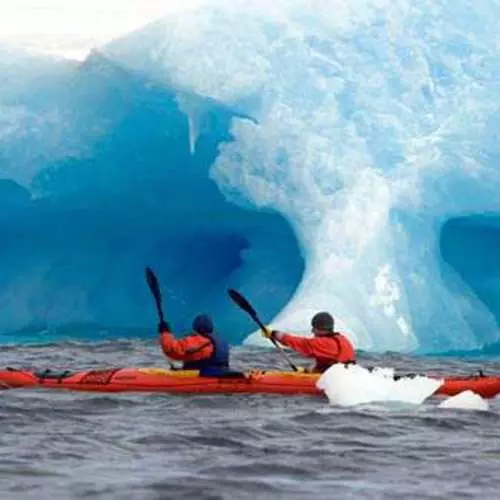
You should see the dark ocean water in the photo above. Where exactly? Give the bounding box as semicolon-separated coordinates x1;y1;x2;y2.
1;341;499;500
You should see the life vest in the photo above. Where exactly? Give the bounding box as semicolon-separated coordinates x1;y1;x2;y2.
182;331;230;371
314;332;356;373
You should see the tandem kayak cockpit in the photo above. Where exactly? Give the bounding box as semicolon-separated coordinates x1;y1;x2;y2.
0;366;499;399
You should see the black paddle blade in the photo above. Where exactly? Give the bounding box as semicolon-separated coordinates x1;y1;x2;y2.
227;289;256;317
145;266;164;323
145;267;160;297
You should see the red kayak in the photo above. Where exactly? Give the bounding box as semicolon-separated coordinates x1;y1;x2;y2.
0;367;499;398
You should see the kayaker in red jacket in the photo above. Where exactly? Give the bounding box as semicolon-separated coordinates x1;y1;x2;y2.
264;312;356;373
158;314;230;373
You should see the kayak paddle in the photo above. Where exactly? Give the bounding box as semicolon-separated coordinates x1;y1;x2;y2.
145;266;165;324
227;288;299;372
145;266;176;370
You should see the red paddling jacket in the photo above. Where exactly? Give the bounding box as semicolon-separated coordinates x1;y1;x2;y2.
159;329;229;370
274;331;356;373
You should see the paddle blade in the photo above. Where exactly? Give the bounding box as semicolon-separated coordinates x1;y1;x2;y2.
145;267;160;296
227;289;256;317
145;266;166;324
145;266;163;322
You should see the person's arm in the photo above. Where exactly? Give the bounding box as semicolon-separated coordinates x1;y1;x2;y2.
273;333;340;359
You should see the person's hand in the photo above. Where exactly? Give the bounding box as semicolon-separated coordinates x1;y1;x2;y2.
158;320;171;333
262;327;283;341
261;326;273;339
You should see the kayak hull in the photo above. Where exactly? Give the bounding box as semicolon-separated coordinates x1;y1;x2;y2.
0;367;499;398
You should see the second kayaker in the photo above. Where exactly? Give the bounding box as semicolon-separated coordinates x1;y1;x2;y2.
263;311;356;373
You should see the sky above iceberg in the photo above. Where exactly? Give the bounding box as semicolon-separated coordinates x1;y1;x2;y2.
0;0;205;60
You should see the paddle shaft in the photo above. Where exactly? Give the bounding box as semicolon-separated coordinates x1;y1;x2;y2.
255;317;299;371
228;289;299;372
152;287;164;324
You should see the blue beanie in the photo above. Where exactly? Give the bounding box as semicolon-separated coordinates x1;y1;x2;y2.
192;314;214;334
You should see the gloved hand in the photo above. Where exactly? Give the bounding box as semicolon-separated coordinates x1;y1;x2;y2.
261;327;281;340
261;326;274;339
158;320;171;333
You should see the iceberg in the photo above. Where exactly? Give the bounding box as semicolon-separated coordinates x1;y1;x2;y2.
1;0;500;352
